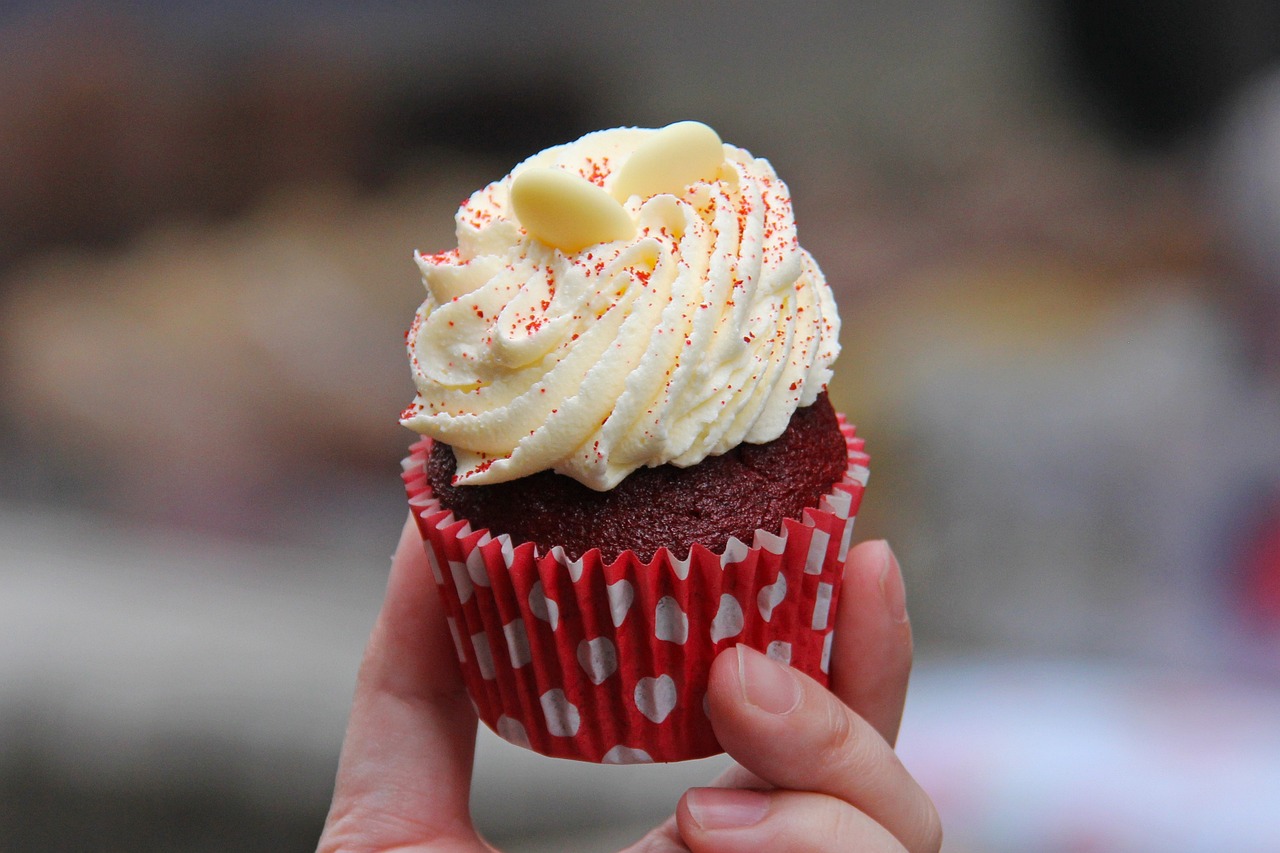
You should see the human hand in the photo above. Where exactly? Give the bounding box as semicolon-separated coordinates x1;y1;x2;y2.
318;516;941;852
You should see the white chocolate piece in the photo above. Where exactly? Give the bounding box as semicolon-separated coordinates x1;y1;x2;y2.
510;168;635;253
611;121;725;202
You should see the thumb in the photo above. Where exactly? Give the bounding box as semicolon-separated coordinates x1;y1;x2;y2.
319;514;488;852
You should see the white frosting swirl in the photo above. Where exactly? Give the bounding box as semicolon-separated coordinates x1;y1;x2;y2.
402;126;839;490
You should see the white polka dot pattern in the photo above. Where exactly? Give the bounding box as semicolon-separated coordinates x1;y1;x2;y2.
757;574;787;622
669;553;693;581
805;529;830;575
449;560;472;604
838;516;856;563
466;547;490;588
720;538;750;567
654;597;689;644
710;594;745;643
606;580;634;627
603;745;653;765
497;715;531;748
577;637;618;684
634;675;678;724
766;641;793;665
446;617;465;663
540;689;581;737
471;632;495;680
528;581;559;630
504;619;531;668
425;544;444;584
401;416;869;763
812;582;834;631
756;529;787;556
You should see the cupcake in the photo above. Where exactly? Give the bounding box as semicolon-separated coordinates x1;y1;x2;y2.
401;122;868;763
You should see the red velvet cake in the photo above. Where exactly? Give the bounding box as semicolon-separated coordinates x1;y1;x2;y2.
425;393;848;563
399;123;868;762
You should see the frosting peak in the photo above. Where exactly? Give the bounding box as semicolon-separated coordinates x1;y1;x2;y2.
403;123;840;490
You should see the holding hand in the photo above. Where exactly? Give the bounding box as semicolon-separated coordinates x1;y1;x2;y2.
318;517;941;852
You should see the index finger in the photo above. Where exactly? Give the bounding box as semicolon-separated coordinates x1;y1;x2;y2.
829;539;914;745
706;645;942;853
707;537;914;792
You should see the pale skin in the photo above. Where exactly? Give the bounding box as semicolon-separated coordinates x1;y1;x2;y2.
318;516;942;853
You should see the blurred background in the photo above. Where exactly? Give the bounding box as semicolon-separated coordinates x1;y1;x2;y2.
3;1;1280;850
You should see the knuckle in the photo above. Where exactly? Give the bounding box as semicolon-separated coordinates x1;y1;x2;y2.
901;619;915;660
814;795;899;853
823;699;874;777
825;697;858;752
825;800;865;848
912;795;944;853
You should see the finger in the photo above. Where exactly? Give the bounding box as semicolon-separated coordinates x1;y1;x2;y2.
705;539;912;791
706;538;913;794
319;514;486;852
706;645;942;853
830;539;914;745
677;788;907;853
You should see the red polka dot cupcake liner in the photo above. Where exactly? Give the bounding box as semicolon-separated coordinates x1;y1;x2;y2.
401;417;869;763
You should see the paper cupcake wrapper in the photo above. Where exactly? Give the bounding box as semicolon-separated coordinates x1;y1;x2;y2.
402;417;869;763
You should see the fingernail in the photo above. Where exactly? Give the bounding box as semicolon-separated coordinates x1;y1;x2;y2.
877;540;909;624
686;787;769;830
736;645;801;715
